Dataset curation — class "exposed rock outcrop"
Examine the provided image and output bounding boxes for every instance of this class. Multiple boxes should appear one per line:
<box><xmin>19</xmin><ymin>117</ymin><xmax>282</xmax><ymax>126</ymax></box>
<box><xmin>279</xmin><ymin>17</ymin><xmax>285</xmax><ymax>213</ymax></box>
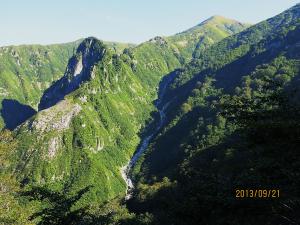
<box><xmin>28</xmin><ymin>99</ymin><xmax>81</xmax><ymax>133</ymax></box>
<box><xmin>149</xmin><ymin>36</ymin><xmax>168</xmax><ymax>46</ymax></box>
<box><xmin>48</xmin><ymin>137</ymin><xmax>60</xmax><ymax>159</ymax></box>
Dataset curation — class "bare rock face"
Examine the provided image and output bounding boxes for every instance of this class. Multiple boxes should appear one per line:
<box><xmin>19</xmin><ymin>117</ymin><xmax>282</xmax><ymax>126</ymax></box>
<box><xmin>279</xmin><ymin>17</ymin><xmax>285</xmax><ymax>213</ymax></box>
<box><xmin>48</xmin><ymin>137</ymin><xmax>60</xmax><ymax>159</ymax></box>
<box><xmin>73</xmin><ymin>55</ymin><xmax>83</xmax><ymax>77</ymax></box>
<box><xmin>149</xmin><ymin>36</ymin><xmax>168</xmax><ymax>46</ymax></box>
<box><xmin>96</xmin><ymin>137</ymin><xmax>104</xmax><ymax>151</ymax></box>
<box><xmin>28</xmin><ymin>100</ymin><xmax>82</xmax><ymax>133</ymax></box>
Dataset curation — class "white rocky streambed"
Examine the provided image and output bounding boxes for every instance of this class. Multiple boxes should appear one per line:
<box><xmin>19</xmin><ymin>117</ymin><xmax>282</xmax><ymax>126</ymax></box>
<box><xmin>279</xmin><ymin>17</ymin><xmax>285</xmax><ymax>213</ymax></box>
<box><xmin>121</xmin><ymin>134</ymin><xmax>155</xmax><ymax>200</ymax></box>
<box><xmin>121</xmin><ymin>75</ymin><xmax>172</xmax><ymax>200</ymax></box>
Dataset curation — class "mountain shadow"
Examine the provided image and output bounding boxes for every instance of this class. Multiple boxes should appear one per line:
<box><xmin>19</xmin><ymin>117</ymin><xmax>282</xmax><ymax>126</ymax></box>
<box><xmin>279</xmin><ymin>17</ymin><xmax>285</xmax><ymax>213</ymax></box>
<box><xmin>1</xmin><ymin>99</ymin><xmax>36</xmax><ymax>130</ymax></box>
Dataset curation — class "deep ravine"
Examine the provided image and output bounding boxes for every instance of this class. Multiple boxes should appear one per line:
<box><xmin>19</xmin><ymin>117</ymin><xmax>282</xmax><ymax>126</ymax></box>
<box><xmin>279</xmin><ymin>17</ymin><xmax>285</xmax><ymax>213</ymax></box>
<box><xmin>121</xmin><ymin>73</ymin><xmax>175</xmax><ymax>200</ymax></box>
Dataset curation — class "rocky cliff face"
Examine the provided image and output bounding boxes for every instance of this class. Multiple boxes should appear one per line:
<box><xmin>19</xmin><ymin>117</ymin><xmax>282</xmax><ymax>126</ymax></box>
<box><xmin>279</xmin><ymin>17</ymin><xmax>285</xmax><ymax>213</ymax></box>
<box><xmin>38</xmin><ymin>37</ymin><xmax>106</xmax><ymax>110</ymax></box>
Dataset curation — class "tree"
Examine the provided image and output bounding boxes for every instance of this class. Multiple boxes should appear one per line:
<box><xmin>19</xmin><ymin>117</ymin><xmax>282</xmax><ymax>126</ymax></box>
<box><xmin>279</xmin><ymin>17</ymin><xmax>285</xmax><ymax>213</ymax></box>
<box><xmin>0</xmin><ymin>130</ymin><xmax>33</xmax><ymax>225</ymax></box>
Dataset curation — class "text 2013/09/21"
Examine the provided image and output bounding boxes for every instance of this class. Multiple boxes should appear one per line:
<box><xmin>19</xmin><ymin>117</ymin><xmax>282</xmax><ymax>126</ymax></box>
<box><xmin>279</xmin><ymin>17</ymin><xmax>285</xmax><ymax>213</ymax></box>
<box><xmin>235</xmin><ymin>189</ymin><xmax>280</xmax><ymax>198</ymax></box>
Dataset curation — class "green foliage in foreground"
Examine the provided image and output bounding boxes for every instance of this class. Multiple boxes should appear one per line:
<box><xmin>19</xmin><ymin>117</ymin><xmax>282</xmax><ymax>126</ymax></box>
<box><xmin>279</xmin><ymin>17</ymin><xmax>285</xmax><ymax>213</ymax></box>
<box><xmin>125</xmin><ymin>87</ymin><xmax>300</xmax><ymax>225</ymax></box>
<box><xmin>0</xmin><ymin>130</ymin><xmax>34</xmax><ymax>225</ymax></box>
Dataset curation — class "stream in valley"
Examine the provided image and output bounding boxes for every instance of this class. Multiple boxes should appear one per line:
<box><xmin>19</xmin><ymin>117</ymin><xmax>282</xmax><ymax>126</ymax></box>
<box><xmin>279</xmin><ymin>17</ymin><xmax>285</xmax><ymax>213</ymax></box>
<box><xmin>121</xmin><ymin>73</ymin><xmax>173</xmax><ymax>200</ymax></box>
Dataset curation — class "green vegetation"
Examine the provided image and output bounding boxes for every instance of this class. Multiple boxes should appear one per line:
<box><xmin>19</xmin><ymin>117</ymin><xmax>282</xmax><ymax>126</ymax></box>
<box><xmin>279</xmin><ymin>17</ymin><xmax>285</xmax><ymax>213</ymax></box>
<box><xmin>0</xmin><ymin>130</ymin><xmax>34</xmax><ymax>225</ymax></box>
<box><xmin>10</xmin><ymin>35</ymin><xmax>184</xmax><ymax>212</ymax></box>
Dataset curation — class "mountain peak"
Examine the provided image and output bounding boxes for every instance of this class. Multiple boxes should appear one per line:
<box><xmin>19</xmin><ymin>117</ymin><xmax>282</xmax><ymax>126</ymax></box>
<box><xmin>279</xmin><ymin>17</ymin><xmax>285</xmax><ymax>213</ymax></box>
<box><xmin>209</xmin><ymin>15</ymin><xmax>228</xmax><ymax>20</ymax></box>
<box><xmin>75</xmin><ymin>37</ymin><xmax>107</xmax><ymax>70</ymax></box>
<box><xmin>200</xmin><ymin>15</ymin><xmax>240</xmax><ymax>26</ymax></box>
<box><xmin>38</xmin><ymin>38</ymin><xmax>107</xmax><ymax>110</ymax></box>
<box><xmin>77</xmin><ymin>37</ymin><xmax>103</xmax><ymax>52</ymax></box>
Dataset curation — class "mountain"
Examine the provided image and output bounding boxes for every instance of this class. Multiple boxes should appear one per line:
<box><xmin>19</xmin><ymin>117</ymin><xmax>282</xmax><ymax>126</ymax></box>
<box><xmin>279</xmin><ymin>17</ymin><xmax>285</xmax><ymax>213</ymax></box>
<box><xmin>0</xmin><ymin>40</ymin><xmax>135</xmax><ymax>130</ymax></box>
<box><xmin>125</xmin><ymin>3</ymin><xmax>300</xmax><ymax>225</ymax></box>
<box><xmin>38</xmin><ymin>38</ymin><xmax>108</xmax><ymax>110</ymax></box>
<box><xmin>166</xmin><ymin>15</ymin><xmax>250</xmax><ymax>63</ymax></box>
<box><xmin>146</xmin><ymin>2</ymin><xmax>300</xmax><ymax>166</ymax></box>
<box><xmin>0</xmin><ymin>15</ymin><xmax>252</xmax><ymax>224</ymax></box>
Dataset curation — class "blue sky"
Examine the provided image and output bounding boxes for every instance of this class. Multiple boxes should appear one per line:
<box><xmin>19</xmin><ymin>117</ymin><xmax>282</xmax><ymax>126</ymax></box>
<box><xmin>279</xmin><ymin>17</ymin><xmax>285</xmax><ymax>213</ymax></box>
<box><xmin>0</xmin><ymin>0</ymin><xmax>299</xmax><ymax>46</ymax></box>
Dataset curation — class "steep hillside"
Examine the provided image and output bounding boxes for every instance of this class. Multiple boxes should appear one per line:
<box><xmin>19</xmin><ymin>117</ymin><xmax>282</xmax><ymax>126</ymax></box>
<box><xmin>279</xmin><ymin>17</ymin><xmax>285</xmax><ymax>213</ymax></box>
<box><xmin>125</xmin><ymin>4</ymin><xmax>300</xmax><ymax>225</ymax></box>
<box><xmin>0</xmin><ymin>17</ymin><xmax>247</xmax><ymax>131</ymax></box>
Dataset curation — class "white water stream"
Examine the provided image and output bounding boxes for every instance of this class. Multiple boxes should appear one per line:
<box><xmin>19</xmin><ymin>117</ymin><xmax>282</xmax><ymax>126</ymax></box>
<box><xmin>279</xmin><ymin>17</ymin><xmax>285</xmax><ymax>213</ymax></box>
<box><xmin>121</xmin><ymin>76</ymin><xmax>171</xmax><ymax>200</ymax></box>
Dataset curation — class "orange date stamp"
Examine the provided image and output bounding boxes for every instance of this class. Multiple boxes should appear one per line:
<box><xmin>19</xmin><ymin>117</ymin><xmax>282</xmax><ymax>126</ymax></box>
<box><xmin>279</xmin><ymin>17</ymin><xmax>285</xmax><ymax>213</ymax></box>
<box><xmin>235</xmin><ymin>189</ymin><xmax>280</xmax><ymax>198</ymax></box>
